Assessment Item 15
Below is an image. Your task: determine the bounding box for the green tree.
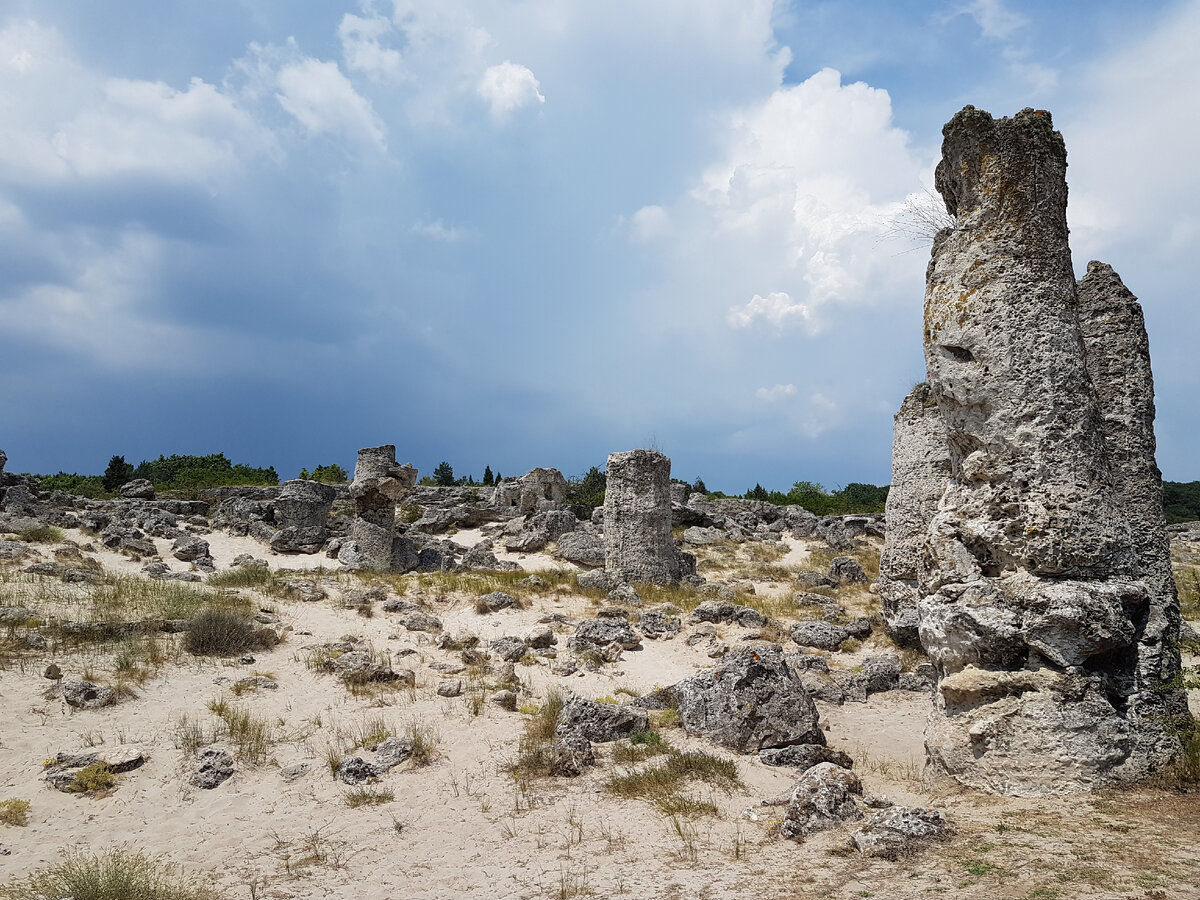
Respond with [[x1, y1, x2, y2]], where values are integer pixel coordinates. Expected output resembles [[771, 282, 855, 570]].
[[482, 465, 494, 486], [692, 476, 707, 495], [433, 461, 455, 487], [566, 465, 607, 511], [102, 455, 135, 492], [746, 483, 769, 502], [311, 463, 349, 483], [298, 468, 310, 480]]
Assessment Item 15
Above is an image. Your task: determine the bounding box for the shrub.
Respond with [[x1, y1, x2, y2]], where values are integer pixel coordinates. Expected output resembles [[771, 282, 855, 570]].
[[0, 847, 222, 900], [40, 472, 108, 498], [311, 464, 349, 484], [0, 798, 29, 826], [69, 763, 116, 794], [184, 610, 272, 656], [17, 524, 63, 544]]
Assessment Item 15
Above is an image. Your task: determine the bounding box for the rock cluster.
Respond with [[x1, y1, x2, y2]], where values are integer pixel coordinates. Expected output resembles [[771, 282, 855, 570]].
[[270, 479, 336, 553], [603, 449, 694, 585], [890, 106, 1185, 794]]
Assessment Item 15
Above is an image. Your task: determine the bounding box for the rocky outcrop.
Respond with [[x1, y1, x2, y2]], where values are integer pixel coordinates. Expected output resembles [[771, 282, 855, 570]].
[[337, 446, 416, 571], [270, 479, 336, 554], [1077, 260, 1189, 764], [603, 450, 694, 585], [491, 468, 568, 515], [877, 383, 948, 647], [911, 106, 1181, 794]]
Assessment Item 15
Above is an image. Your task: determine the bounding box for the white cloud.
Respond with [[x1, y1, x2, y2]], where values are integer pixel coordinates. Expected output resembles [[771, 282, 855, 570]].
[[966, 0, 1028, 39], [628, 205, 670, 242], [477, 61, 545, 119], [729, 291, 811, 329], [0, 21, 275, 184], [755, 383, 797, 402], [339, 12, 402, 79], [276, 58, 386, 150], [410, 219, 473, 242]]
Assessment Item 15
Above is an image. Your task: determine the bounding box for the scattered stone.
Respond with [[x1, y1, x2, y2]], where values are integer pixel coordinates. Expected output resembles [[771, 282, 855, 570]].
[[790, 620, 853, 651], [852, 806, 948, 859], [780, 762, 863, 841], [191, 747, 235, 789], [337, 756, 379, 785], [120, 479, 155, 500], [796, 571, 837, 590], [555, 697, 649, 743], [490, 636, 529, 663], [524, 625, 556, 650], [828, 556, 867, 584], [570, 618, 641, 651], [397, 610, 442, 634], [607, 583, 643, 607], [477, 591, 520, 613], [61, 679, 116, 709], [759, 745, 854, 771], [171, 535, 210, 562], [282, 579, 325, 602], [44, 745, 146, 791], [280, 763, 310, 782], [687, 600, 765, 629], [577, 569, 619, 591], [231, 554, 268, 570], [657, 647, 824, 753], [555, 531, 605, 567], [492, 690, 518, 711], [638, 609, 681, 640], [437, 680, 464, 698], [233, 676, 278, 692], [548, 734, 595, 776]]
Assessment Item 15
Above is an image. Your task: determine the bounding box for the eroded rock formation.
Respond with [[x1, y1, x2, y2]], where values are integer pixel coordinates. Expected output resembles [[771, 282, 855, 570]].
[[906, 106, 1183, 794], [878, 383, 948, 647], [337, 445, 417, 571], [603, 449, 694, 585], [271, 479, 336, 554]]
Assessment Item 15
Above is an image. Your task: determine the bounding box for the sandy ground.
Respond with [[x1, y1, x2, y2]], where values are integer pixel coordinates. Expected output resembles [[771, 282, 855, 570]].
[[1, 527, 1199, 900]]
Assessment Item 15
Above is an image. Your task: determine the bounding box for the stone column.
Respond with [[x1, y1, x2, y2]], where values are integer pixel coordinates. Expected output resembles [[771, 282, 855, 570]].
[[603, 449, 689, 585], [1078, 260, 1188, 769], [877, 383, 949, 648], [270, 479, 336, 554], [916, 107, 1163, 794], [338, 446, 416, 571]]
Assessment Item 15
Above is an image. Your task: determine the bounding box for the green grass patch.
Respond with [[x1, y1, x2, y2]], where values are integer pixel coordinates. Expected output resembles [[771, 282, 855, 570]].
[[17, 525, 64, 544], [0, 847, 222, 900], [606, 750, 741, 816], [344, 786, 394, 808], [205, 699, 273, 765]]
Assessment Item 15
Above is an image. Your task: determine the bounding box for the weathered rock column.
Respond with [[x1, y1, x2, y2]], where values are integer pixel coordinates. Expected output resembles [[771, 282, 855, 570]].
[[270, 479, 336, 554], [1078, 260, 1188, 769], [877, 383, 949, 648], [603, 449, 692, 584], [338, 446, 417, 571], [916, 107, 1169, 794]]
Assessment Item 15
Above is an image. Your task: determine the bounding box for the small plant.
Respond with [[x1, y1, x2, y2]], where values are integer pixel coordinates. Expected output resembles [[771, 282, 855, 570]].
[[0, 847, 221, 900], [345, 786, 394, 808], [184, 610, 274, 656], [606, 750, 741, 816], [205, 698, 274, 765], [613, 729, 671, 764], [399, 503, 423, 524], [406, 718, 441, 767], [206, 567, 274, 589], [0, 798, 30, 826], [17, 524, 64, 544], [68, 763, 116, 794]]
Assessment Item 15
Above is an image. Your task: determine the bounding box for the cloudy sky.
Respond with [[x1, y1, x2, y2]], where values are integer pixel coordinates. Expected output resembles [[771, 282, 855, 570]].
[[1, 0, 1197, 492]]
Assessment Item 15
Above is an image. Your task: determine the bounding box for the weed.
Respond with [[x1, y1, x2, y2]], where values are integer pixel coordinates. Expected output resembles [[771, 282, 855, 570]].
[[405, 718, 441, 767], [0, 846, 221, 900], [612, 729, 671, 764], [356, 716, 395, 750], [205, 699, 273, 765], [68, 763, 116, 794], [344, 786, 394, 808], [17, 525, 63, 544], [0, 799, 29, 826], [606, 750, 741, 816], [184, 610, 274, 656], [206, 567, 275, 589], [508, 689, 566, 785]]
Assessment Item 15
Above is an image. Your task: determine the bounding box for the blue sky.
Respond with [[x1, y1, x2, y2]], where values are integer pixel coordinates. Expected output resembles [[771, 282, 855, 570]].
[[1, 0, 1197, 492]]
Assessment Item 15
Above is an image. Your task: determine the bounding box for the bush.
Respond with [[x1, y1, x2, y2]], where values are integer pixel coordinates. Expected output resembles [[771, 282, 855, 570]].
[[17, 524, 63, 544], [0, 847, 222, 900], [311, 463, 349, 484], [103, 455, 135, 492], [566, 466, 607, 511], [131, 453, 278, 493], [184, 610, 273, 656], [40, 472, 108, 498], [0, 798, 29, 826], [69, 763, 115, 794]]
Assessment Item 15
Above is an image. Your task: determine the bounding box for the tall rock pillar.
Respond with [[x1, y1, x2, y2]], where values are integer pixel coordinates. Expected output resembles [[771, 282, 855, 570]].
[[338, 445, 416, 571], [603, 449, 692, 585]]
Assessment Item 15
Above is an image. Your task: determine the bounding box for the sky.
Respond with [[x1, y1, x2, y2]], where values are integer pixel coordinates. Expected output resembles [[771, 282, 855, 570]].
[[1, 0, 1197, 493]]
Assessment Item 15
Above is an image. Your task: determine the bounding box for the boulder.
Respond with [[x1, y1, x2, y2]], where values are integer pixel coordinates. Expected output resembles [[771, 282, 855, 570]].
[[190, 747, 235, 789], [171, 535, 210, 562], [555, 697, 649, 743], [663, 647, 823, 753], [759, 744, 853, 771], [570, 618, 642, 651], [120, 479, 155, 500], [62, 678, 116, 709], [780, 762, 863, 841], [852, 806, 947, 859], [555, 531, 605, 567]]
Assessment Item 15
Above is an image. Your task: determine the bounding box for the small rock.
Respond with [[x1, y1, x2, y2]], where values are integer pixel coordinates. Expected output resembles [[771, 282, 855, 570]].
[[61, 679, 116, 709], [437, 680, 464, 698], [280, 763, 310, 782], [190, 747, 235, 789], [477, 591, 519, 613], [852, 806, 947, 859], [554, 697, 648, 743], [491, 636, 529, 663], [780, 762, 863, 841]]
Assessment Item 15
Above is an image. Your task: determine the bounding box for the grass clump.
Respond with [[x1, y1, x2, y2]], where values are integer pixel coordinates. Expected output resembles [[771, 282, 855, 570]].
[[507, 689, 566, 784], [68, 763, 116, 794], [405, 718, 441, 767], [345, 786, 394, 808], [206, 567, 275, 589], [0, 847, 221, 900], [606, 750, 741, 816], [205, 698, 273, 765], [0, 798, 29, 826], [183, 610, 275, 656], [613, 729, 671, 764], [17, 524, 64, 544]]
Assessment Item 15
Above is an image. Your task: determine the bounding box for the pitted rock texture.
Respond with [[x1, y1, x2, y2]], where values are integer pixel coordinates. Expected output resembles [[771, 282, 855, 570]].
[[271, 479, 336, 554], [603, 449, 690, 585], [1077, 260, 1188, 758], [878, 382, 949, 647], [337, 446, 417, 571], [491, 467, 568, 515], [658, 647, 824, 753], [910, 105, 1181, 795]]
